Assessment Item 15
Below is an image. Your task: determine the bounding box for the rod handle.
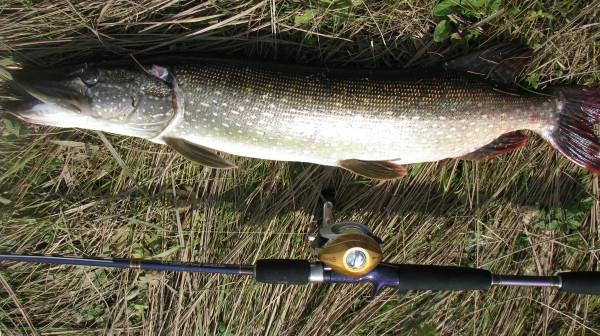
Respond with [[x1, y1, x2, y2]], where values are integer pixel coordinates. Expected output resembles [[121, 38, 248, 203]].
[[254, 259, 310, 285], [396, 264, 492, 291], [559, 272, 600, 295]]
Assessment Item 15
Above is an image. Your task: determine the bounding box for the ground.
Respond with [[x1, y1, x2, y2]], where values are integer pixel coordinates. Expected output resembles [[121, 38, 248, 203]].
[[0, 0, 599, 335]]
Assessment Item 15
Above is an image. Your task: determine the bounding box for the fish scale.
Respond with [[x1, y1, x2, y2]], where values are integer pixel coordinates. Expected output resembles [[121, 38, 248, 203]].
[[170, 63, 554, 165]]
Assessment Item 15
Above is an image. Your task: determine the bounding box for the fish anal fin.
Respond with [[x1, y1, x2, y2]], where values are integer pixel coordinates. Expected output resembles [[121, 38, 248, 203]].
[[338, 159, 407, 180], [164, 137, 236, 169], [446, 43, 532, 85], [459, 131, 529, 160]]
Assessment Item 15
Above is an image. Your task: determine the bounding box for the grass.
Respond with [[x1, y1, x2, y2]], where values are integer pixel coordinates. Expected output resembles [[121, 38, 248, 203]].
[[0, 0, 599, 335]]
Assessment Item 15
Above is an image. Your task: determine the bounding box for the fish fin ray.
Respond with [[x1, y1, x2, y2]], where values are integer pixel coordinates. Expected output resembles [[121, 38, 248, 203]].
[[446, 43, 532, 85], [459, 131, 529, 160], [543, 87, 600, 174], [164, 137, 236, 169], [338, 159, 407, 180]]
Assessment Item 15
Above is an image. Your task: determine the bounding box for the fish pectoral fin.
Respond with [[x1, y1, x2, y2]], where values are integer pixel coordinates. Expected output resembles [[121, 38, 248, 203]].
[[445, 43, 532, 85], [458, 131, 529, 160], [164, 137, 236, 169], [338, 159, 407, 180]]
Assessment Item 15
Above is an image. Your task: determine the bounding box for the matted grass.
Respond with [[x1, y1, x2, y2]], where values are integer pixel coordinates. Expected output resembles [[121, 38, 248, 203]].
[[0, 0, 599, 335]]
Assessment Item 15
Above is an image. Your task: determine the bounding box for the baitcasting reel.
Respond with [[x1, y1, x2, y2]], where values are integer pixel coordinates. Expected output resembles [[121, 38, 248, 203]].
[[311, 201, 383, 277]]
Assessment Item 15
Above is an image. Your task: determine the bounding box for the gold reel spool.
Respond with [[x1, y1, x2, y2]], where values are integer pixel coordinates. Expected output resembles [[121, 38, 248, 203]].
[[315, 202, 383, 277], [317, 227, 382, 276]]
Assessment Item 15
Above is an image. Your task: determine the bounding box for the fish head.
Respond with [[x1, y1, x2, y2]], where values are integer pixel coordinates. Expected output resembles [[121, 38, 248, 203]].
[[11, 65, 176, 139]]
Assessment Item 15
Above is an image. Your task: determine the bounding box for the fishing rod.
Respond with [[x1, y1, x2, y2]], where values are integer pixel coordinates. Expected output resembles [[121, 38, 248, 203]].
[[1, 202, 599, 297]]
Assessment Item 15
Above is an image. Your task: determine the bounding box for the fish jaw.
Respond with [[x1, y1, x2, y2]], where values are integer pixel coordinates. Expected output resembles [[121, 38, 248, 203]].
[[13, 101, 169, 139], [13, 101, 94, 128], [10, 65, 179, 140]]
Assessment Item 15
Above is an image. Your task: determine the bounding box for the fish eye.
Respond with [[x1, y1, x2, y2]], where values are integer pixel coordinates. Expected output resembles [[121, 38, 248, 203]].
[[80, 68, 99, 86]]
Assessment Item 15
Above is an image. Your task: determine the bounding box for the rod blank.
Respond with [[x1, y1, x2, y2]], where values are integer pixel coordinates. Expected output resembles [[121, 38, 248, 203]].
[[0, 254, 254, 275]]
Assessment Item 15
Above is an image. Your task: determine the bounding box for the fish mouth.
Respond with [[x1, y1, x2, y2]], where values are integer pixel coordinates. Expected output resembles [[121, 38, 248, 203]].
[[10, 72, 91, 126], [13, 73, 88, 113], [7, 100, 81, 127]]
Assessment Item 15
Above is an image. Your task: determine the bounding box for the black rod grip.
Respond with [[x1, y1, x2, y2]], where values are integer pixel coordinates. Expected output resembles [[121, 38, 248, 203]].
[[559, 272, 600, 295], [254, 259, 311, 285], [396, 264, 492, 291]]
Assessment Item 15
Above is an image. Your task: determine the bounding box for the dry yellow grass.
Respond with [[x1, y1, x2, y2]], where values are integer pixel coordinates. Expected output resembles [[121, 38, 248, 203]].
[[0, 0, 599, 335]]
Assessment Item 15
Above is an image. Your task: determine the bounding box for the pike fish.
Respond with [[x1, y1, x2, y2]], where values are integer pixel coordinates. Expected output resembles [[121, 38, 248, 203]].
[[7, 44, 600, 179]]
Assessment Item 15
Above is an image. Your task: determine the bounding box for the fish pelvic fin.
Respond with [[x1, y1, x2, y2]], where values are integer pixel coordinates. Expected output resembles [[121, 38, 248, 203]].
[[164, 137, 237, 169], [543, 87, 600, 175], [338, 159, 407, 180], [458, 131, 529, 160], [445, 43, 532, 85]]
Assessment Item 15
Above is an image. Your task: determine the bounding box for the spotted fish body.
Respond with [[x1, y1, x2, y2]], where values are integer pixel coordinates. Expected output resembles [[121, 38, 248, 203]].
[[170, 64, 554, 166], [10, 44, 600, 178]]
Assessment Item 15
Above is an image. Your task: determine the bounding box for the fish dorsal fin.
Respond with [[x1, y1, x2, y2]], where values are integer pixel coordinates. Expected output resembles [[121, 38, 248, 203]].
[[459, 131, 529, 160], [445, 43, 532, 85], [338, 159, 407, 180], [164, 137, 236, 169]]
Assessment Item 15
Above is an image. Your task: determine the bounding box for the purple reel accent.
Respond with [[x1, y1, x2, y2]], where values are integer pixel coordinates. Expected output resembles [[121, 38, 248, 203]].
[[324, 263, 400, 298]]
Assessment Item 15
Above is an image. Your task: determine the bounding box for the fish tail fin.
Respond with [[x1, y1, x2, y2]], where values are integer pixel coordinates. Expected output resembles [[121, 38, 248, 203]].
[[544, 87, 600, 174]]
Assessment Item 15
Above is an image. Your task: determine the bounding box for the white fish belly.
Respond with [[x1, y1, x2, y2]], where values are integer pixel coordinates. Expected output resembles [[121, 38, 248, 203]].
[[167, 112, 510, 166]]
